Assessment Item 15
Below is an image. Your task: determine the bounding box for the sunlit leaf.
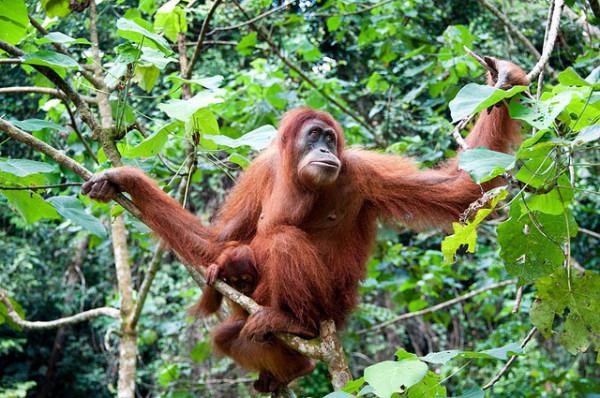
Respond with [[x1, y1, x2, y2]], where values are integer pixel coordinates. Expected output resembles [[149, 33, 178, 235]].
[[0, 0, 29, 44], [47, 196, 106, 237], [449, 84, 527, 122], [204, 125, 277, 151]]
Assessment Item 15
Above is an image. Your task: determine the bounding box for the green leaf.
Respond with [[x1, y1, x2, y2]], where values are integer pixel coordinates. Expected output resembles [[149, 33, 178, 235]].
[[420, 350, 462, 365], [22, 51, 80, 70], [169, 75, 224, 90], [509, 91, 573, 130], [497, 204, 577, 283], [558, 67, 592, 87], [407, 371, 446, 398], [12, 119, 64, 132], [573, 124, 600, 145], [125, 124, 171, 158], [364, 359, 428, 398], [477, 342, 523, 360], [186, 108, 219, 138], [533, 269, 600, 354], [236, 32, 257, 55], [327, 16, 342, 31], [158, 91, 224, 122], [205, 125, 277, 151], [449, 84, 527, 122], [0, 0, 29, 44], [47, 196, 106, 237], [117, 17, 172, 54], [154, 0, 187, 42], [139, 46, 176, 69], [37, 32, 92, 45], [40, 0, 70, 17], [190, 341, 211, 363], [157, 364, 180, 386], [449, 388, 484, 398], [342, 378, 365, 394], [140, 329, 158, 345], [459, 148, 515, 183], [0, 159, 55, 176], [324, 393, 355, 398], [442, 189, 507, 263], [134, 64, 160, 92], [1, 190, 59, 223]]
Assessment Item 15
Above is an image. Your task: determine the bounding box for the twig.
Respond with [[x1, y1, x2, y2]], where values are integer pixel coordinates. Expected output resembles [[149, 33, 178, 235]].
[[511, 286, 523, 313], [185, 0, 224, 79], [232, 0, 376, 136], [0, 58, 22, 64], [482, 327, 537, 390], [0, 288, 118, 330], [0, 87, 97, 103], [357, 279, 516, 334], [580, 227, 600, 240], [451, 113, 474, 150], [209, 0, 297, 34], [0, 118, 141, 218], [563, 6, 600, 39], [65, 104, 99, 163], [314, 0, 394, 17], [477, 0, 557, 78], [526, 0, 564, 81], [0, 183, 82, 190]]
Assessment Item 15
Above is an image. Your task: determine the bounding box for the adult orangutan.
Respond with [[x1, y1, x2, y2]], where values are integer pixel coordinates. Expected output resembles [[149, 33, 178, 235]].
[[82, 58, 528, 392]]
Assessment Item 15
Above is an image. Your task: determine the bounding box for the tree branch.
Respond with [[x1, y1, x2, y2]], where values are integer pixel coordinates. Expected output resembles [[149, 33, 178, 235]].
[[209, 0, 297, 35], [185, 0, 224, 79], [0, 86, 97, 103], [0, 288, 118, 330], [357, 279, 516, 334], [482, 327, 537, 389], [0, 58, 22, 64], [526, 0, 564, 81], [477, 0, 557, 78]]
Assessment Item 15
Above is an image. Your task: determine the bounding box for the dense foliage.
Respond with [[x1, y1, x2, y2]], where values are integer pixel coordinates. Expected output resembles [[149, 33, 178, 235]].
[[0, 0, 598, 397]]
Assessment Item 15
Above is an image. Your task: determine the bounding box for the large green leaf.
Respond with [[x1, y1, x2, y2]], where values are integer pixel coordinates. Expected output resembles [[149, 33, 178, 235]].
[[158, 91, 224, 122], [364, 359, 428, 398], [125, 124, 172, 158], [12, 119, 64, 132], [449, 83, 527, 122], [153, 0, 187, 42], [0, 0, 29, 44], [509, 91, 573, 130], [1, 190, 59, 223], [41, 0, 70, 17], [531, 269, 600, 355], [36, 32, 92, 46], [459, 148, 515, 183], [205, 125, 277, 151], [47, 196, 106, 237], [116, 17, 172, 54], [0, 159, 55, 176], [22, 51, 80, 70], [573, 124, 600, 145], [497, 204, 577, 283]]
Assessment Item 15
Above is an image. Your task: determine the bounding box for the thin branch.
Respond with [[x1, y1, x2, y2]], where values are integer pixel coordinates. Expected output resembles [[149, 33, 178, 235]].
[[477, 0, 557, 78], [451, 113, 474, 150], [0, 86, 97, 103], [65, 104, 99, 163], [526, 0, 564, 81], [483, 327, 537, 390], [209, 0, 297, 34], [511, 286, 523, 313], [0, 58, 22, 64], [233, 0, 376, 136], [314, 0, 394, 17], [0, 118, 141, 218], [0, 183, 82, 190], [580, 227, 600, 240], [357, 279, 516, 334], [0, 288, 118, 330], [564, 6, 600, 38], [185, 0, 224, 79]]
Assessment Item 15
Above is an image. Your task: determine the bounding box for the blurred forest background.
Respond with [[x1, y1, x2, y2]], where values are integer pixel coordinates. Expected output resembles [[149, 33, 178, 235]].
[[0, 0, 598, 397]]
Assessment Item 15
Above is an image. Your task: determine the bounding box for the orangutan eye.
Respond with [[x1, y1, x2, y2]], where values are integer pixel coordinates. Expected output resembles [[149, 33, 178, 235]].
[[309, 129, 319, 139], [326, 133, 335, 144]]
